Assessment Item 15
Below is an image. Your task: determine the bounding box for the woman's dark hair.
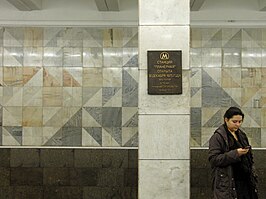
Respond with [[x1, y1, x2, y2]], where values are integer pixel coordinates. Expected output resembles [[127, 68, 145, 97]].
[[224, 107, 244, 120]]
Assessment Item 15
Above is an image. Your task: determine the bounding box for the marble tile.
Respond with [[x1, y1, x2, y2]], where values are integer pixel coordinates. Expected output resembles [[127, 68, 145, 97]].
[[83, 28, 103, 47], [2, 126, 22, 146], [22, 107, 43, 127], [190, 29, 202, 48], [102, 87, 122, 107], [221, 68, 241, 88], [242, 48, 262, 68], [261, 68, 266, 86], [23, 67, 43, 87], [102, 107, 122, 127], [261, 128, 266, 147], [43, 67, 62, 87], [103, 28, 123, 48], [222, 48, 241, 67], [191, 68, 202, 88], [0, 28, 3, 47], [102, 127, 122, 146], [23, 87, 42, 106], [43, 87, 63, 107], [23, 47, 42, 66], [202, 48, 222, 67], [262, 29, 266, 48], [63, 47, 82, 67], [201, 127, 216, 147], [62, 127, 82, 146], [43, 47, 63, 67], [59, 27, 83, 47], [103, 68, 122, 87], [82, 107, 102, 127], [122, 27, 138, 47], [63, 67, 82, 87], [22, 127, 43, 146], [122, 127, 138, 147], [63, 87, 82, 107], [83, 68, 103, 87], [222, 28, 242, 48], [43, 27, 64, 47], [24, 27, 43, 47], [241, 68, 261, 88], [2, 87, 23, 106], [123, 48, 138, 67], [139, 114, 189, 159], [139, 160, 189, 199], [241, 107, 261, 128], [190, 48, 202, 68], [3, 67, 23, 86], [103, 48, 123, 67], [139, 70, 190, 114], [242, 28, 262, 48], [3, 27, 24, 47], [201, 28, 222, 48], [0, 47, 2, 67], [261, 108, 266, 127], [83, 47, 103, 67], [139, 0, 189, 25], [241, 87, 260, 108], [3, 47, 23, 66], [122, 107, 138, 127], [122, 67, 138, 107], [82, 127, 102, 146], [260, 88, 266, 108]]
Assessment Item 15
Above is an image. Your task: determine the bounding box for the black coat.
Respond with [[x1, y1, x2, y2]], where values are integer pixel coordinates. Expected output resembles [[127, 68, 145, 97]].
[[208, 124, 258, 199]]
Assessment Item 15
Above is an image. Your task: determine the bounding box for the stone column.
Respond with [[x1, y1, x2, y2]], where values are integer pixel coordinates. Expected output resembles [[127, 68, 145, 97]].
[[138, 0, 190, 199]]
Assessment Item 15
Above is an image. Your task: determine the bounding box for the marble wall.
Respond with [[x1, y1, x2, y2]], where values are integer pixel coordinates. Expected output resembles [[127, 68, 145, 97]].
[[190, 28, 266, 148], [0, 27, 138, 147], [0, 148, 138, 199]]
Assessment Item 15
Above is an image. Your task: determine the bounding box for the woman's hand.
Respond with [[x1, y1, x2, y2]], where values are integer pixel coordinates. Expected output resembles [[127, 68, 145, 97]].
[[237, 148, 249, 156]]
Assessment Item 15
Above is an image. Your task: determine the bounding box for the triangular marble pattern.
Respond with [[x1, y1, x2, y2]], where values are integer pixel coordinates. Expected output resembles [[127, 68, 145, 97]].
[[83, 127, 102, 146]]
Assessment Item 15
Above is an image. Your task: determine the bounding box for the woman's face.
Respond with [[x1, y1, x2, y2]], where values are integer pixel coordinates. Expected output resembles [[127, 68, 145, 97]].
[[225, 115, 243, 133]]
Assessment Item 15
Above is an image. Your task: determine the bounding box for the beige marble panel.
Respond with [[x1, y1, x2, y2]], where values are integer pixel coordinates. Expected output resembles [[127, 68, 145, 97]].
[[139, 0, 189, 25], [139, 70, 190, 114], [23, 127, 43, 146], [139, 114, 189, 159], [3, 67, 23, 86], [139, 160, 189, 199], [139, 26, 189, 70], [24, 27, 43, 47], [22, 107, 43, 127], [43, 87, 63, 107], [83, 68, 103, 87]]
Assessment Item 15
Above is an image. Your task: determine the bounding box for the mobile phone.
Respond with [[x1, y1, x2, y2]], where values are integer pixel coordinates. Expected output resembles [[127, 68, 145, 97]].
[[244, 145, 251, 149]]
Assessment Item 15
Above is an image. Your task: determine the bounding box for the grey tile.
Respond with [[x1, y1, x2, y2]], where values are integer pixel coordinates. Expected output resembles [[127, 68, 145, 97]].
[[10, 149, 40, 167], [122, 68, 138, 107], [102, 108, 122, 127], [74, 149, 103, 168], [40, 149, 74, 167], [11, 168, 43, 186]]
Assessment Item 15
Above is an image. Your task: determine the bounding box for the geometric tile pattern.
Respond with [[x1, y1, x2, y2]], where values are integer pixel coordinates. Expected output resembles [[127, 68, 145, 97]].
[[0, 27, 138, 147], [190, 28, 266, 148]]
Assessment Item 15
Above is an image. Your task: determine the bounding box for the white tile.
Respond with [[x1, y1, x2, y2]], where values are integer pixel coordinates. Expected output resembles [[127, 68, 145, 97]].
[[139, 115, 190, 159], [139, 26, 189, 70], [139, 0, 189, 25], [139, 160, 190, 199]]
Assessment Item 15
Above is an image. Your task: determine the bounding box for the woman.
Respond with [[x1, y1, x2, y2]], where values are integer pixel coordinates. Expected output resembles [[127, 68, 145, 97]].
[[208, 107, 258, 199]]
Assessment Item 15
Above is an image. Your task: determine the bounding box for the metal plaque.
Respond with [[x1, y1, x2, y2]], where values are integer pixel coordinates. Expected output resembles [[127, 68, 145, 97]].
[[148, 50, 182, 95]]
